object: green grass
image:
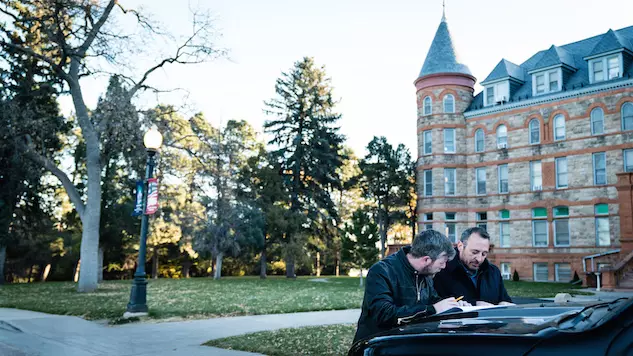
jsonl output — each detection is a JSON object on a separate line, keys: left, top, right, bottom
{"left": 0, "top": 277, "right": 590, "bottom": 321}
{"left": 205, "top": 324, "right": 356, "bottom": 356}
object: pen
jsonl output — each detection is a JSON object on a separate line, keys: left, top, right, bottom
{"left": 455, "top": 296, "right": 464, "bottom": 302}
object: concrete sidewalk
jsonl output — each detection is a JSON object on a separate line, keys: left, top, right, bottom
{"left": 0, "top": 308, "right": 361, "bottom": 356}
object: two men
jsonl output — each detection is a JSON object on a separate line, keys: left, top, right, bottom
{"left": 353, "top": 227, "right": 512, "bottom": 343}
{"left": 352, "top": 230, "right": 470, "bottom": 343}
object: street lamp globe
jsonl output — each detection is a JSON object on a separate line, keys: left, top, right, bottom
{"left": 143, "top": 127, "right": 163, "bottom": 151}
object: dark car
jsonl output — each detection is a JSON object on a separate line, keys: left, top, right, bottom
{"left": 349, "top": 297, "right": 633, "bottom": 356}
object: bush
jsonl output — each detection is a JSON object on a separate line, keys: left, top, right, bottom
{"left": 571, "top": 271, "right": 581, "bottom": 284}
{"left": 513, "top": 270, "right": 520, "bottom": 282}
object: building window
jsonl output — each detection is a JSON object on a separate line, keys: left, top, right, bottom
{"left": 497, "top": 125, "right": 508, "bottom": 148}
{"left": 499, "top": 210, "right": 510, "bottom": 248}
{"left": 444, "top": 128, "right": 455, "bottom": 153}
{"left": 444, "top": 168, "right": 456, "bottom": 196}
{"left": 443, "top": 94, "right": 455, "bottom": 113}
{"left": 556, "top": 157, "right": 568, "bottom": 189}
{"left": 555, "top": 263, "right": 572, "bottom": 282}
{"left": 591, "top": 107, "right": 604, "bottom": 135}
{"left": 475, "top": 129, "right": 485, "bottom": 153}
{"left": 530, "top": 161, "right": 542, "bottom": 191}
{"left": 529, "top": 119, "right": 540, "bottom": 144}
{"left": 445, "top": 212, "right": 456, "bottom": 243}
{"left": 500, "top": 263, "right": 511, "bottom": 280}
{"left": 423, "top": 96, "right": 432, "bottom": 115}
{"left": 532, "top": 207, "right": 548, "bottom": 247}
{"left": 477, "top": 212, "right": 487, "bottom": 231}
{"left": 533, "top": 263, "right": 549, "bottom": 282}
{"left": 593, "top": 152, "right": 606, "bottom": 185}
{"left": 554, "top": 114, "right": 565, "bottom": 141}
{"left": 424, "top": 213, "right": 433, "bottom": 231}
{"left": 498, "top": 164, "right": 509, "bottom": 194}
{"left": 593, "top": 60, "right": 604, "bottom": 82}
{"left": 476, "top": 167, "right": 486, "bottom": 195}
{"left": 607, "top": 55, "right": 620, "bottom": 79}
{"left": 595, "top": 204, "right": 610, "bottom": 246}
{"left": 549, "top": 70, "right": 559, "bottom": 92}
{"left": 553, "top": 206, "right": 570, "bottom": 247}
{"left": 424, "top": 170, "right": 433, "bottom": 197}
{"left": 486, "top": 87, "right": 494, "bottom": 106}
{"left": 622, "top": 102, "right": 633, "bottom": 131}
{"left": 423, "top": 130, "right": 432, "bottom": 155}
{"left": 535, "top": 74, "right": 546, "bottom": 94}
{"left": 625, "top": 149, "right": 633, "bottom": 173}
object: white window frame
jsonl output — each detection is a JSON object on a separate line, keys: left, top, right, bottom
{"left": 485, "top": 86, "right": 495, "bottom": 107}
{"left": 498, "top": 164, "right": 509, "bottom": 194}
{"left": 445, "top": 223, "right": 456, "bottom": 243}
{"left": 530, "top": 161, "right": 542, "bottom": 191}
{"left": 475, "top": 129, "right": 485, "bottom": 153}
{"left": 423, "top": 130, "right": 432, "bottom": 155}
{"left": 500, "top": 221, "right": 510, "bottom": 247}
{"left": 622, "top": 102, "right": 633, "bottom": 131}
{"left": 424, "top": 169, "right": 433, "bottom": 197}
{"left": 532, "top": 220, "right": 549, "bottom": 247}
{"left": 533, "top": 263, "right": 549, "bottom": 282}
{"left": 624, "top": 149, "right": 633, "bottom": 173}
{"left": 595, "top": 205, "right": 610, "bottom": 247}
{"left": 554, "top": 114, "right": 565, "bottom": 141}
{"left": 500, "top": 263, "right": 511, "bottom": 280}
{"left": 496, "top": 125, "right": 508, "bottom": 147}
{"left": 591, "top": 107, "right": 604, "bottom": 135}
{"left": 475, "top": 167, "right": 486, "bottom": 195}
{"left": 443, "top": 94, "right": 455, "bottom": 113}
{"left": 529, "top": 118, "right": 540, "bottom": 144}
{"left": 444, "top": 128, "right": 456, "bottom": 153}
{"left": 535, "top": 73, "right": 546, "bottom": 94}
{"left": 554, "top": 218, "right": 570, "bottom": 247}
{"left": 444, "top": 168, "right": 456, "bottom": 196}
{"left": 423, "top": 96, "right": 432, "bottom": 115}
{"left": 593, "top": 152, "right": 607, "bottom": 185}
{"left": 589, "top": 54, "right": 623, "bottom": 83}
{"left": 531, "top": 68, "right": 562, "bottom": 96}
{"left": 555, "top": 263, "right": 572, "bottom": 282}
{"left": 555, "top": 157, "right": 568, "bottom": 189}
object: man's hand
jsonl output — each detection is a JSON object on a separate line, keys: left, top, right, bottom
{"left": 498, "top": 301, "right": 516, "bottom": 306}
{"left": 433, "top": 298, "right": 460, "bottom": 313}
{"left": 476, "top": 301, "right": 494, "bottom": 307}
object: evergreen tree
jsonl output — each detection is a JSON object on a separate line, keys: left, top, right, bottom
{"left": 341, "top": 208, "right": 379, "bottom": 287}
{"left": 264, "top": 57, "right": 346, "bottom": 277}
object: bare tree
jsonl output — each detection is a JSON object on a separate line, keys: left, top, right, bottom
{"left": 0, "top": 0, "right": 225, "bottom": 292}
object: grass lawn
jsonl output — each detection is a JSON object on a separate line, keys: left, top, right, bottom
{"left": 0, "top": 276, "right": 589, "bottom": 321}
{"left": 205, "top": 324, "right": 356, "bottom": 356}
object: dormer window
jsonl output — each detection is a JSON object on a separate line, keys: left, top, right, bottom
{"left": 486, "top": 87, "right": 494, "bottom": 106}
{"left": 589, "top": 54, "right": 622, "bottom": 83}
{"left": 531, "top": 68, "right": 561, "bottom": 96}
{"left": 484, "top": 81, "right": 509, "bottom": 106}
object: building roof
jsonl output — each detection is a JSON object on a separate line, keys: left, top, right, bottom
{"left": 467, "top": 25, "right": 633, "bottom": 112}
{"left": 482, "top": 59, "right": 525, "bottom": 84}
{"left": 418, "top": 17, "right": 473, "bottom": 78}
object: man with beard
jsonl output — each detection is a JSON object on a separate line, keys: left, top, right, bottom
{"left": 433, "top": 227, "right": 514, "bottom": 306}
{"left": 352, "top": 230, "right": 470, "bottom": 343}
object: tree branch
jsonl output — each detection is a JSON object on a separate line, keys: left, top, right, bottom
{"left": 0, "top": 41, "right": 72, "bottom": 83}
{"left": 77, "top": 0, "right": 117, "bottom": 57}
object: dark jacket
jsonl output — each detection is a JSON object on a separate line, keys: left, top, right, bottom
{"left": 352, "top": 246, "right": 440, "bottom": 343}
{"left": 433, "top": 248, "right": 512, "bottom": 306}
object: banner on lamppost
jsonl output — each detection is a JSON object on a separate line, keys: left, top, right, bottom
{"left": 131, "top": 181, "right": 144, "bottom": 217}
{"left": 145, "top": 178, "right": 159, "bottom": 215}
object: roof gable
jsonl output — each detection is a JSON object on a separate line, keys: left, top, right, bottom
{"left": 482, "top": 59, "right": 525, "bottom": 83}
{"left": 587, "top": 29, "right": 633, "bottom": 57}
{"left": 532, "top": 45, "right": 575, "bottom": 70}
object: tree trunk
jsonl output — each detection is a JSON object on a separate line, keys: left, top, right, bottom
{"left": 214, "top": 252, "right": 223, "bottom": 280}
{"left": 41, "top": 264, "right": 51, "bottom": 282}
{"left": 316, "top": 252, "right": 321, "bottom": 277}
{"left": 77, "top": 208, "right": 100, "bottom": 292}
{"left": 0, "top": 245, "right": 6, "bottom": 285}
{"left": 97, "top": 246, "right": 104, "bottom": 283}
{"left": 336, "top": 250, "right": 340, "bottom": 277}
{"left": 359, "top": 268, "right": 364, "bottom": 288}
{"left": 28, "top": 265, "right": 34, "bottom": 283}
{"left": 152, "top": 247, "right": 159, "bottom": 279}
{"left": 286, "top": 254, "right": 296, "bottom": 279}
{"left": 74, "top": 259, "right": 81, "bottom": 283}
{"left": 210, "top": 258, "right": 215, "bottom": 277}
{"left": 379, "top": 217, "right": 387, "bottom": 259}
{"left": 259, "top": 248, "right": 267, "bottom": 279}
{"left": 182, "top": 261, "right": 191, "bottom": 278}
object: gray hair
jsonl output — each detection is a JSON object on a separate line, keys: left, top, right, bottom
{"left": 410, "top": 230, "right": 456, "bottom": 261}
{"left": 460, "top": 227, "right": 490, "bottom": 244}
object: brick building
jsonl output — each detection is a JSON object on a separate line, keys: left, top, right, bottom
{"left": 413, "top": 12, "right": 633, "bottom": 288}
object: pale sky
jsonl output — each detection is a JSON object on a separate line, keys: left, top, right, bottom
{"left": 59, "top": 0, "right": 633, "bottom": 157}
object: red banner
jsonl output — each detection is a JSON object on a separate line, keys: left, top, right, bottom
{"left": 145, "top": 178, "right": 159, "bottom": 215}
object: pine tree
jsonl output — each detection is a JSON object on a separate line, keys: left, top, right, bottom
{"left": 264, "top": 57, "right": 345, "bottom": 278}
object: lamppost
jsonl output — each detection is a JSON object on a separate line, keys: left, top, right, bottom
{"left": 125, "top": 127, "right": 163, "bottom": 318}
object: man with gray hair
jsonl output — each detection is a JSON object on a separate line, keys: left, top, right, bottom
{"left": 434, "top": 227, "right": 514, "bottom": 306}
{"left": 352, "top": 229, "right": 470, "bottom": 343}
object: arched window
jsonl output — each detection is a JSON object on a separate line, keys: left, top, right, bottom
{"left": 554, "top": 114, "right": 565, "bottom": 141}
{"left": 591, "top": 107, "right": 604, "bottom": 135}
{"left": 622, "top": 102, "right": 633, "bottom": 131}
{"left": 443, "top": 94, "right": 455, "bottom": 113}
{"left": 497, "top": 125, "right": 508, "bottom": 147}
{"left": 475, "top": 129, "right": 484, "bottom": 153}
{"left": 529, "top": 119, "right": 540, "bottom": 144}
{"left": 423, "top": 96, "right": 432, "bottom": 115}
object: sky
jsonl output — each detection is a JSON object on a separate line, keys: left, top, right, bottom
{"left": 58, "top": 0, "right": 633, "bottom": 157}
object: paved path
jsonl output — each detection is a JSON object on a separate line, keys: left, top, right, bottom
{"left": 0, "top": 308, "right": 361, "bottom": 356}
